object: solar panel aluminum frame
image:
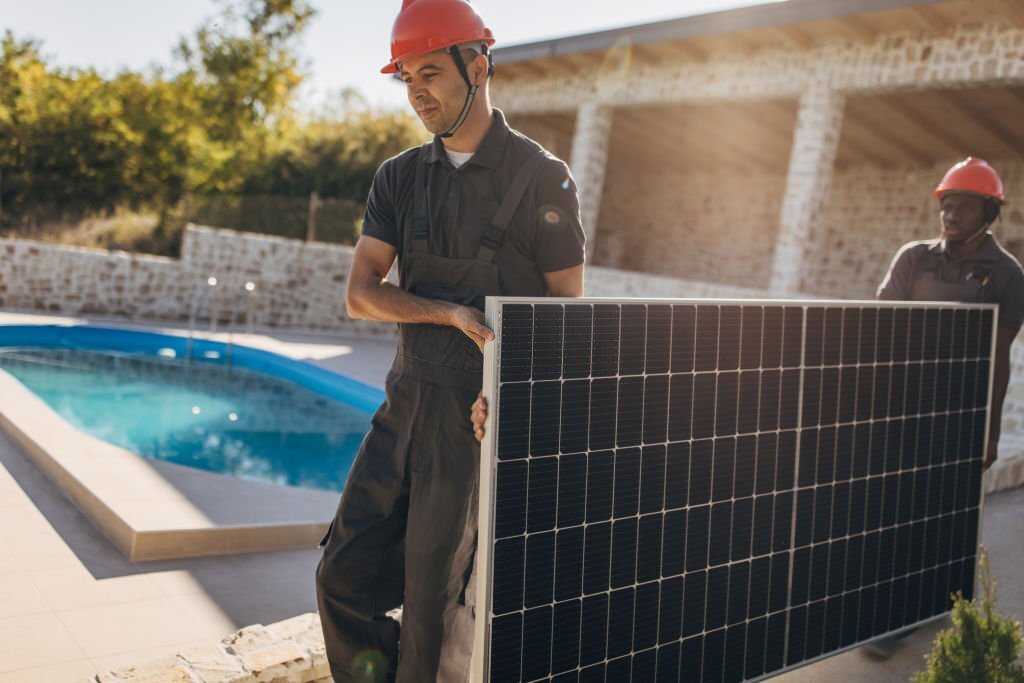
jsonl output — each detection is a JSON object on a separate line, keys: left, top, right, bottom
{"left": 471, "top": 296, "right": 997, "bottom": 683}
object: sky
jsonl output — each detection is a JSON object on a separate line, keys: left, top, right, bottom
{"left": 1, "top": 0, "right": 773, "bottom": 111}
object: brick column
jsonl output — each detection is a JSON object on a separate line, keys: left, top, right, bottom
{"left": 770, "top": 83, "right": 846, "bottom": 295}
{"left": 569, "top": 103, "right": 613, "bottom": 261}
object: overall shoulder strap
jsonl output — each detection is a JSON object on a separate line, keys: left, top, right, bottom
{"left": 411, "top": 144, "right": 432, "bottom": 254}
{"left": 477, "top": 150, "right": 547, "bottom": 263}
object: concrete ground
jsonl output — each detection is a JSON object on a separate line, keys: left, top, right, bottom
{"left": 0, "top": 310, "right": 1020, "bottom": 681}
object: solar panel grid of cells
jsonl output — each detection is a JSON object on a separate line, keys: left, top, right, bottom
{"left": 476, "top": 299, "right": 994, "bottom": 683}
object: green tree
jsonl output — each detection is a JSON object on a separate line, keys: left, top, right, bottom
{"left": 0, "top": 33, "right": 137, "bottom": 222}
{"left": 913, "top": 549, "right": 1024, "bottom": 683}
{"left": 242, "top": 101, "right": 425, "bottom": 200}
{"left": 174, "top": 0, "right": 315, "bottom": 192}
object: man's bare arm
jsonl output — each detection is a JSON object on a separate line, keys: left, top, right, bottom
{"left": 986, "top": 326, "right": 1016, "bottom": 468}
{"left": 543, "top": 264, "right": 585, "bottom": 297}
{"left": 346, "top": 235, "right": 494, "bottom": 350}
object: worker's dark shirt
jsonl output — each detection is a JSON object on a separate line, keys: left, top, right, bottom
{"left": 877, "top": 233, "right": 1024, "bottom": 333}
{"left": 362, "top": 109, "right": 586, "bottom": 296}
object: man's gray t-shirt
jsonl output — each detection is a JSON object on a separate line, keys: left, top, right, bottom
{"left": 361, "top": 109, "right": 586, "bottom": 298}
{"left": 877, "top": 233, "right": 1024, "bottom": 332}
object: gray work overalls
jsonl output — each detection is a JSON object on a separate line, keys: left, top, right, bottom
{"left": 317, "top": 145, "right": 545, "bottom": 683}
{"left": 911, "top": 245, "right": 996, "bottom": 304}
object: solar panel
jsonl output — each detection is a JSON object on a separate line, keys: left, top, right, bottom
{"left": 472, "top": 298, "right": 995, "bottom": 683}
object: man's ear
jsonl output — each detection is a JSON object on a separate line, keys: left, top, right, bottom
{"left": 472, "top": 53, "right": 489, "bottom": 85}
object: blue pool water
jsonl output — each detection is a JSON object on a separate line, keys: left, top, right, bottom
{"left": 0, "top": 326, "right": 384, "bottom": 493}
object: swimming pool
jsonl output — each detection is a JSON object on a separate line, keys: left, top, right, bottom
{"left": 0, "top": 326, "right": 384, "bottom": 493}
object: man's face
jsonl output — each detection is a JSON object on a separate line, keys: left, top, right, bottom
{"left": 400, "top": 50, "right": 475, "bottom": 135}
{"left": 939, "top": 192, "right": 987, "bottom": 244}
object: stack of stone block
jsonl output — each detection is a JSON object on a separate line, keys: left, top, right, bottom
{"left": 86, "top": 613, "right": 330, "bottom": 683}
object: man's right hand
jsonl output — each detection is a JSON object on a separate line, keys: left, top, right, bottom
{"left": 448, "top": 305, "right": 494, "bottom": 352}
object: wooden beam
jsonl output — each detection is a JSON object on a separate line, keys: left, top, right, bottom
{"left": 930, "top": 90, "right": 1024, "bottom": 157}
{"left": 632, "top": 43, "right": 674, "bottom": 67}
{"left": 737, "top": 100, "right": 797, "bottom": 140}
{"left": 658, "top": 40, "right": 709, "bottom": 63}
{"left": 840, "top": 16, "right": 880, "bottom": 44}
{"left": 860, "top": 96, "right": 962, "bottom": 159}
{"left": 870, "top": 95, "right": 970, "bottom": 159}
{"left": 834, "top": 125, "right": 891, "bottom": 167}
{"left": 921, "top": 92, "right": 999, "bottom": 153}
{"left": 769, "top": 26, "right": 814, "bottom": 51}
{"left": 1003, "top": 86, "right": 1024, "bottom": 109}
{"left": 911, "top": 5, "right": 952, "bottom": 35}
{"left": 989, "top": 0, "right": 1024, "bottom": 27}
{"left": 841, "top": 107, "right": 934, "bottom": 166}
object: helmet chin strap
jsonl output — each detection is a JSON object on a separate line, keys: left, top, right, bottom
{"left": 946, "top": 220, "right": 991, "bottom": 247}
{"left": 439, "top": 45, "right": 479, "bottom": 139}
{"left": 965, "top": 222, "right": 990, "bottom": 244}
{"left": 439, "top": 85, "right": 477, "bottom": 139}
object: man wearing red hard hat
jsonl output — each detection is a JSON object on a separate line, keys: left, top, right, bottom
{"left": 871, "top": 157, "right": 1024, "bottom": 656}
{"left": 316, "top": 1, "right": 586, "bottom": 680}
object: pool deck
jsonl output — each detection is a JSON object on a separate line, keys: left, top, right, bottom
{"left": 0, "top": 311, "right": 1022, "bottom": 681}
{"left": 0, "top": 312, "right": 389, "bottom": 681}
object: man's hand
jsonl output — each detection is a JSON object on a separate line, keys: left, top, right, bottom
{"left": 449, "top": 305, "right": 494, "bottom": 352}
{"left": 471, "top": 392, "right": 488, "bottom": 442}
{"left": 985, "top": 439, "right": 998, "bottom": 470}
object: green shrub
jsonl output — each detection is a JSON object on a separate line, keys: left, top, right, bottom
{"left": 913, "top": 548, "right": 1024, "bottom": 683}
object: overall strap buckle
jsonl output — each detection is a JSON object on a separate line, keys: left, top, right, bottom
{"left": 480, "top": 224, "right": 504, "bottom": 251}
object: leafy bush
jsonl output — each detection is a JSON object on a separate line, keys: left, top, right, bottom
{"left": 0, "top": 0, "right": 420, "bottom": 248}
{"left": 914, "top": 548, "right": 1024, "bottom": 683}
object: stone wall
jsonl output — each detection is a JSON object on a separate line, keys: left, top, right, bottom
{"left": 86, "top": 613, "right": 330, "bottom": 683}
{"left": 584, "top": 158, "right": 1024, "bottom": 297}
{"left": 0, "top": 225, "right": 390, "bottom": 337}
{"left": 594, "top": 170, "right": 786, "bottom": 287}
{"left": 0, "top": 241, "right": 188, "bottom": 320}
{"left": 0, "top": 226, "right": 772, "bottom": 332}
{"left": 5, "top": 227, "right": 1024, "bottom": 461}
{"left": 492, "top": 21, "right": 1024, "bottom": 112}
{"left": 811, "top": 160, "right": 1024, "bottom": 298}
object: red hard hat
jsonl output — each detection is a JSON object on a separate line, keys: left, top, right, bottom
{"left": 381, "top": 0, "right": 495, "bottom": 74}
{"left": 934, "top": 157, "right": 1005, "bottom": 204}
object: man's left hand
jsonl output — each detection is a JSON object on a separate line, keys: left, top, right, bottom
{"left": 471, "top": 392, "right": 488, "bottom": 442}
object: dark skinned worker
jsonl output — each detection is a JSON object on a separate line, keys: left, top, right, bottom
{"left": 314, "top": 1, "right": 586, "bottom": 681}
{"left": 878, "top": 157, "right": 1024, "bottom": 470}
{"left": 868, "top": 157, "right": 1024, "bottom": 660}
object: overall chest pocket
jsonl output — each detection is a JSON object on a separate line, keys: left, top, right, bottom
{"left": 445, "top": 197, "right": 500, "bottom": 259}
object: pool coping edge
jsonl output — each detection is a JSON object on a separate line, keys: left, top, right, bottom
{"left": 0, "top": 370, "right": 335, "bottom": 561}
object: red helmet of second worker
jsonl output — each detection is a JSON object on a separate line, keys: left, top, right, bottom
{"left": 381, "top": 0, "right": 495, "bottom": 74}
{"left": 934, "top": 156, "right": 1005, "bottom": 204}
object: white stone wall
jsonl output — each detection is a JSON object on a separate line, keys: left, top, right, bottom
{"left": 492, "top": 22, "right": 1024, "bottom": 112}
{"left": 770, "top": 84, "right": 846, "bottom": 294}
{"left": 595, "top": 169, "right": 785, "bottom": 287}
{"left": 0, "top": 225, "right": 769, "bottom": 326}
{"left": 0, "top": 241, "right": 188, "bottom": 319}
{"left": 0, "top": 225, "right": 391, "bottom": 337}
{"left": 86, "top": 613, "right": 330, "bottom": 683}
{"left": 810, "top": 160, "right": 1024, "bottom": 299}
{"left": 569, "top": 104, "right": 614, "bottom": 258}
{"left": 4, "top": 225, "right": 1024, "bottom": 463}
{"left": 585, "top": 265, "right": 768, "bottom": 299}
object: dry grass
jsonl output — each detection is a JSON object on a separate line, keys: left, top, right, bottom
{"left": 2, "top": 211, "right": 183, "bottom": 257}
